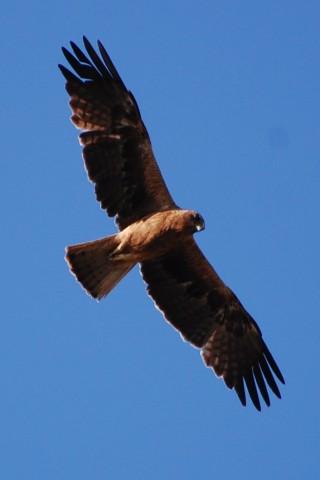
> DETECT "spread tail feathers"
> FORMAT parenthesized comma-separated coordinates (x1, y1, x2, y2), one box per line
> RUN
(65, 235, 135, 300)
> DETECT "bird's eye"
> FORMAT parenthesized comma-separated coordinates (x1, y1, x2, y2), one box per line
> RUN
(193, 213, 205, 232)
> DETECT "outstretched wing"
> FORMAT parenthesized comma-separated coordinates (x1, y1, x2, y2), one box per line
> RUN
(59, 37, 177, 229)
(140, 238, 285, 411)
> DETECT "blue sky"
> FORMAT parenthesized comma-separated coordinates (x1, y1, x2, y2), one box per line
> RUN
(1, 1, 319, 478)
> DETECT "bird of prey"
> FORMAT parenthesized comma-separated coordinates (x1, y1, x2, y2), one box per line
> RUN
(59, 37, 285, 411)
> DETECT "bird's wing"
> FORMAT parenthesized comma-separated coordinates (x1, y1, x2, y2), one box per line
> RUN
(59, 37, 177, 229)
(140, 238, 284, 410)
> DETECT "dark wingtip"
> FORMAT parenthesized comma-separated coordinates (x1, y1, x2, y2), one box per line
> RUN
(97, 40, 127, 90)
(70, 40, 90, 64)
(61, 44, 100, 80)
(97, 39, 104, 51)
(244, 369, 261, 411)
(58, 64, 79, 83)
(58, 63, 67, 76)
(83, 35, 90, 46)
(259, 355, 282, 399)
(262, 339, 285, 384)
(61, 46, 70, 59)
(234, 378, 246, 407)
(82, 36, 110, 78)
(83, 35, 92, 53)
(253, 364, 270, 407)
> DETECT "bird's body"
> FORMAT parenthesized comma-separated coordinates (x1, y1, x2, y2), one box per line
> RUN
(59, 37, 285, 410)
(66, 209, 204, 299)
(115, 209, 205, 260)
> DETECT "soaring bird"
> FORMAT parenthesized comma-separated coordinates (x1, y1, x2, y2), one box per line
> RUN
(59, 37, 285, 410)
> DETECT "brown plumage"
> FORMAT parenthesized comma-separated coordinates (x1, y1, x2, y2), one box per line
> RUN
(59, 37, 285, 411)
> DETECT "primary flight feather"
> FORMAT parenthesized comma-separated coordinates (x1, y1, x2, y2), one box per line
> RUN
(59, 37, 285, 411)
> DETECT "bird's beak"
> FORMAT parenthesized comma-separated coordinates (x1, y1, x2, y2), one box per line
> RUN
(196, 221, 205, 232)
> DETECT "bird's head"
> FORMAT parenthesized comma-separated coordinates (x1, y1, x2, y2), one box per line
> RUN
(189, 211, 205, 233)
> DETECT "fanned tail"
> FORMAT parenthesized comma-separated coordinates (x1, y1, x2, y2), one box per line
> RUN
(65, 235, 135, 299)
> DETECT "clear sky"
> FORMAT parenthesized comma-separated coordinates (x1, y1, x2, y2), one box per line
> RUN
(1, 1, 319, 478)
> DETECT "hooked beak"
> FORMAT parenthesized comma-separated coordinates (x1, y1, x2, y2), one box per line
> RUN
(196, 220, 205, 232)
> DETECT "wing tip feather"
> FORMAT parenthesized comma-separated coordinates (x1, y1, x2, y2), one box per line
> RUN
(262, 339, 285, 384)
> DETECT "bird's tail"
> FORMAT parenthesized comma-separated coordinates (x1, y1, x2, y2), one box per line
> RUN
(65, 235, 135, 300)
